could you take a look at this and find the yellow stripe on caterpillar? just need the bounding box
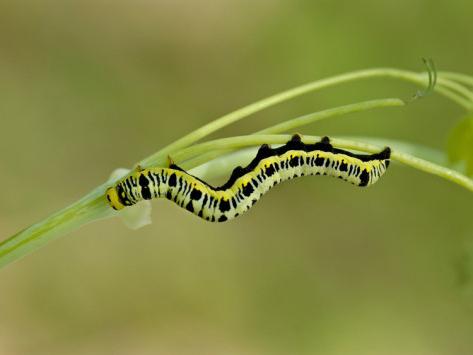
[106,135,391,222]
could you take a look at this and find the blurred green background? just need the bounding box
[1,1,472,354]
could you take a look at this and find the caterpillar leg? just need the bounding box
[290,133,303,142]
[312,136,333,151]
[167,155,188,173]
[167,155,175,168]
[169,162,187,173]
[320,136,331,145]
[255,143,272,160]
[227,165,245,183]
[134,164,144,172]
[286,134,305,150]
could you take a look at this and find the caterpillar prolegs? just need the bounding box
[106,135,391,222]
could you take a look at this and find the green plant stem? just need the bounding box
[140,68,472,168]
[2,133,472,269]
[436,77,473,103]
[256,98,405,134]
[2,68,473,269]
[439,72,473,88]
[3,96,401,266]
[0,193,110,269]
[182,98,405,168]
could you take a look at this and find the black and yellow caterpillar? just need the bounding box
[106,135,391,222]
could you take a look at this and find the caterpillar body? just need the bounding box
[106,135,391,222]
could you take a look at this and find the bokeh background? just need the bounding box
[1,1,472,354]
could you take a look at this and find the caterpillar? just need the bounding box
[106,135,391,222]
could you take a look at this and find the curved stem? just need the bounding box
[180,98,404,168]
[140,68,472,168]
[436,77,473,103]
[256,98,405,134]
[2,133,472,269]
[439,71,473,88]
[2,67,472,270]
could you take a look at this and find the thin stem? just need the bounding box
[139,68,472,168]
[180,98,405,168]
[2,133,472,269]
[330,137,473,191]
[2,67,473,270]
[439,71,473,88]
[436,77,473,102]
[434,87,472,108]
[0,193,112,269]
[256,98,405,134]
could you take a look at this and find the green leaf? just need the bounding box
[447,115,473,176]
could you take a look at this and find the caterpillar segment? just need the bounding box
[106,135,391,222]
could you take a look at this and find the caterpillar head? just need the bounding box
[106,187,125,210]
